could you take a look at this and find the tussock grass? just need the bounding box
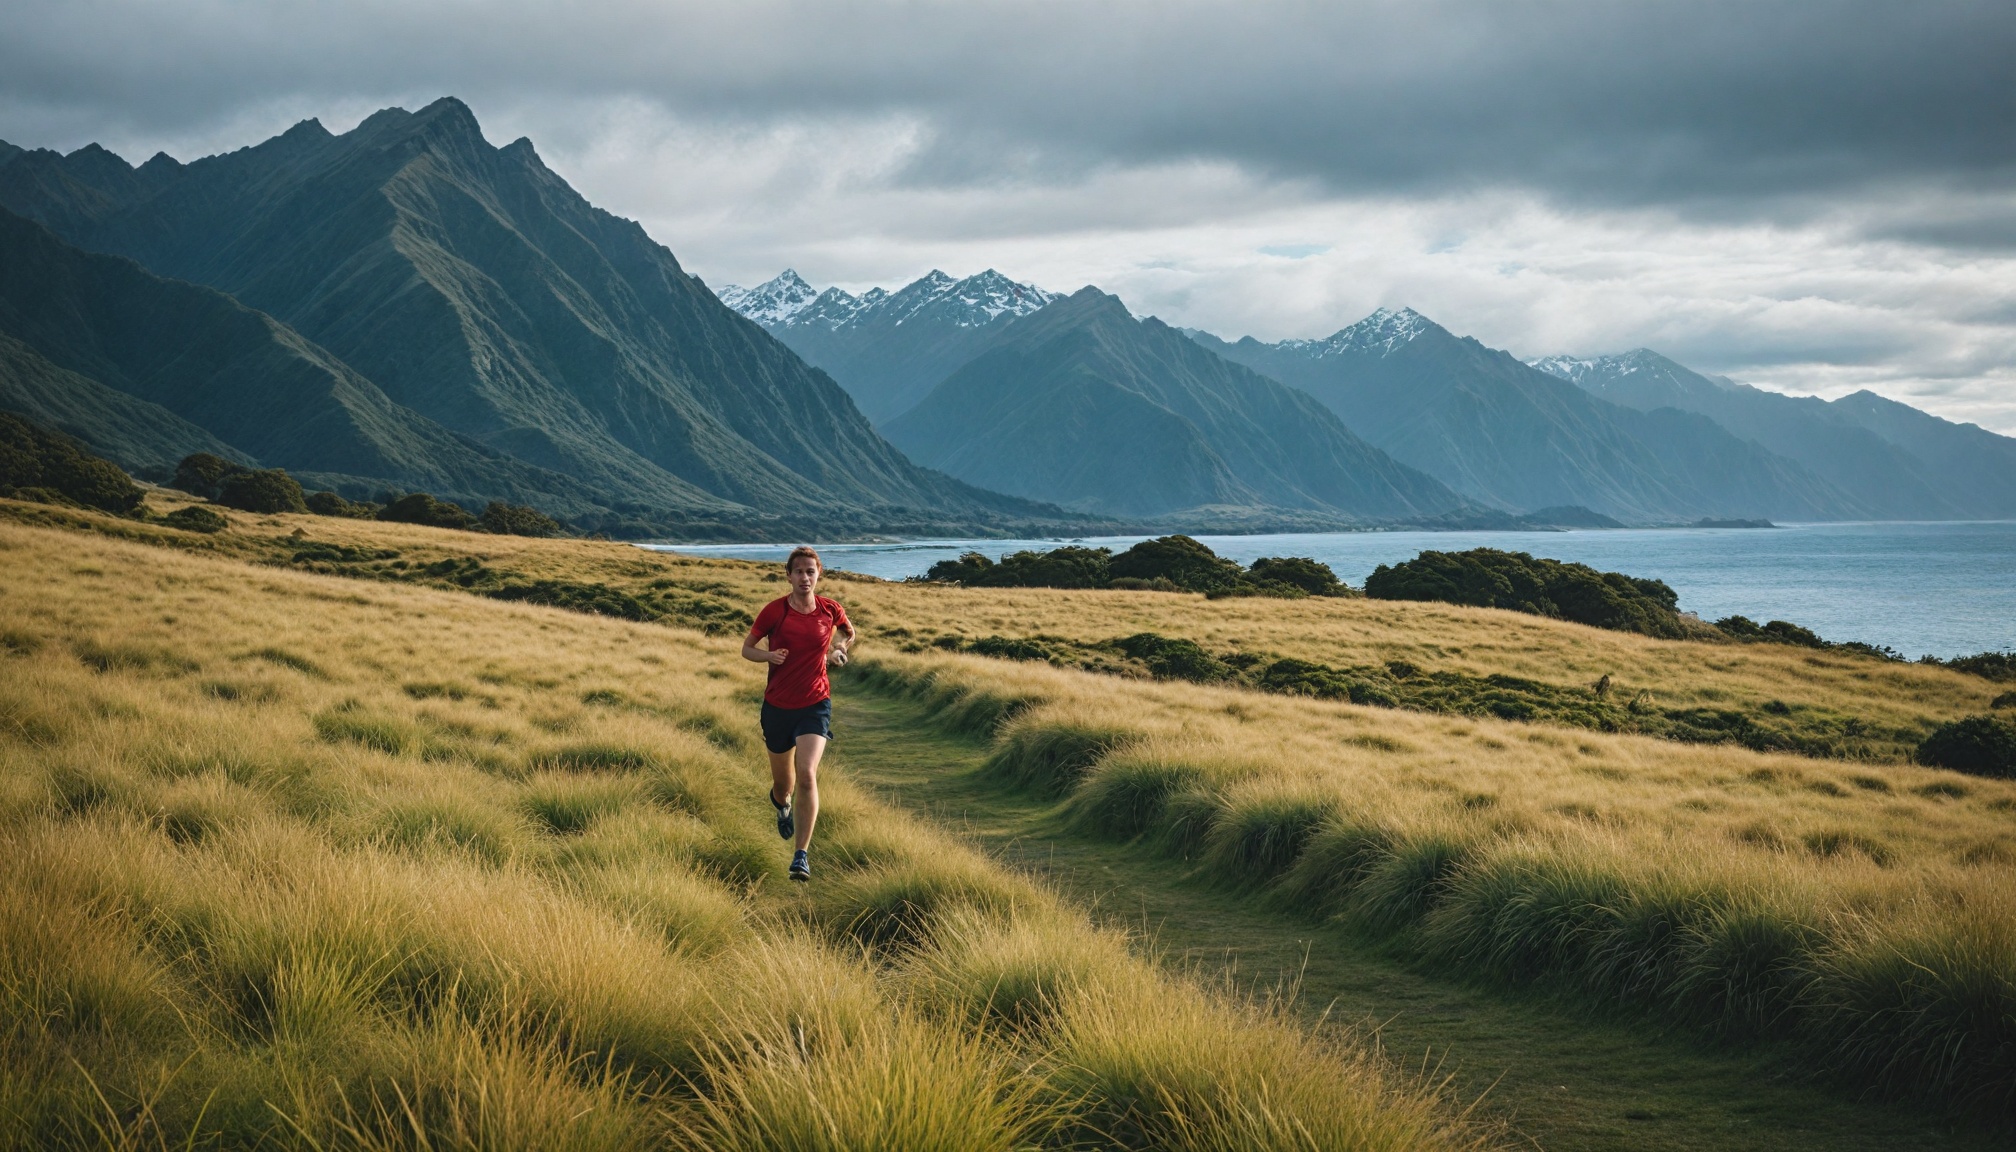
[857,649,2016,1113]
[0,516,1480,1150]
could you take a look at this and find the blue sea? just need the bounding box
[640,521,2016,659]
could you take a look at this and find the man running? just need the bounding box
[741,546,854,882]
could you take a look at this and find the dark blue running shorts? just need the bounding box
[760,698,832,754]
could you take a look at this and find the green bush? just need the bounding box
[1940,651,2016,682]
[171,451,240,500]
[217,468,308,513]
[480,500,564,537]
[1366,548,1690,638]
[1246,555,1352,597]
[378,492,475,529]
[1716,615,1827,648]
[305,489,379,518]
[487,580,656,621]
[1916,714,2016,778]
[1113,633,1237,682]
[0,412,144,514]
[1108,535,1246,593]
[162,504,228,533]
[924,546,1112,588]
[921,537,1349,600]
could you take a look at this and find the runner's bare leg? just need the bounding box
[791,733,825,852]
[768,749,794,809]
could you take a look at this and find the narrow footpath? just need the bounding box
[830,689,2003,1152]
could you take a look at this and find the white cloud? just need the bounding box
[2,1,2010,431]
[500,103,2016,432]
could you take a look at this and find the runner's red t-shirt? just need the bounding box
[750,595,852,709]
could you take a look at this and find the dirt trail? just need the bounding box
[830,689,2002,1152]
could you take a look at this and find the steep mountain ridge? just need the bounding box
[1190,311,1861,523]
[884,288,1465,521]
[720,268,1060,423]
[1531,349,1966,519]
[0,100,1046,529]
[0,204,617,513]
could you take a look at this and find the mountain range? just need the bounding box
[5,96,2009,537]
[882,288,1465,521]
[1532,349,2016,520]
[1186,311,1871,524]
[0,98,1060,537]
[722,269,1059,425]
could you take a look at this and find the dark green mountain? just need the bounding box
[0,329,247,476]
[721,269,1059,424]
[0,204,617,514]
[884,288,1465,521]
[1189,310,1860,523]
[0,99,1052,530]
[1532,349,1964,519]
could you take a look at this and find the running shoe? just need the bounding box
[789,849,811,883]
[770,790,794,840]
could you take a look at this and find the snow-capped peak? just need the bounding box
[723,267,1057,331]
[716,269,820,325]
[1530,349,1675,384]
[1288,306,1436,357]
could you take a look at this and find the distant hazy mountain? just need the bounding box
[884,288,1465,521]
[0,99,1050,531]
[1531,349,1971,519]
[1189,310,1859,523]
[1825,390,2016,516]
[0,204,611,511]
[720,269,1059,424]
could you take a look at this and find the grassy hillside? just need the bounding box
[0,507,1482,1150]
[5,491,2012,1142]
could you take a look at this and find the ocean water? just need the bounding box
[641,520,2016,659]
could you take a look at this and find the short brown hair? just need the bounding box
[785,546,822,574]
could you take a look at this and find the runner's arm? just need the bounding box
[742,615,788,665]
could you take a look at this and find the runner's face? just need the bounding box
[789,560,820,595]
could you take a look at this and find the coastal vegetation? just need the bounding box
[924,534,1352,598]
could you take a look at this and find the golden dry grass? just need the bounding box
[847,648,2016,1108]
[17,490,1996,742]
[0,511,1484,1151]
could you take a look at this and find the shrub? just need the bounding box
[305,489,379,518]
[1367,547,1690,638]
[1992,691,2016,710]
[379,492,476,529]
[487,580,656,621]
[0,412,144,513]
[171,451,240,500]
[1716,615,1827,648]
[918,539,1343,600]
[217,468,308,513]
[1246,555,1352,597]
[922,551,995,584]
[480,500,564,537]
[1917,714,2016,778]
[162,504,228,533]
[1108,535,1245,593]
[1112,633,1236,683]
[924,546,1113,588]
[1942,651,2016,682]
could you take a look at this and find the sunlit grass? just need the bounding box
[0,513,1478,1150]
[853,648,2016,1110]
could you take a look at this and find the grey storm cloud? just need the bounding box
[3,0,2013,211]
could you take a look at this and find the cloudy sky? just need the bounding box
[5,0,2013,430]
